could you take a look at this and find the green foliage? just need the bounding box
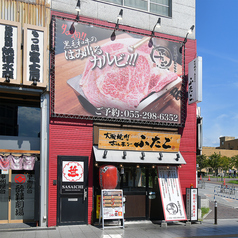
[208,153,221,175]
[227,180,238,184]
[201,207,210,218]
[219,156,232,172]
[196,154,208,172]
[231,155,238,169]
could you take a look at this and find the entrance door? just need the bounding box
[0,170,35,223]
[119,166,163,220]
[148,168,164,220]
[57,156,88,225]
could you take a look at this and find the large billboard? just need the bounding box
[52,17,184,125]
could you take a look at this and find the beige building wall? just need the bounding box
[202,147,238,158]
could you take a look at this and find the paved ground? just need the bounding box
[1,219,238,238]
[1,179,238,237]
[205,201,238,220]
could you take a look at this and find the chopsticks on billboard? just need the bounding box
[127,36,151,53]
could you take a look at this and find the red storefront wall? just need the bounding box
[48,118,93,227]
[179,39,198,195]
[49,12,198,226]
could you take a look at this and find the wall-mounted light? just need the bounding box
[117,9,123,20]
[136,164,140,168]
[75,0,81,12]
[122,151,127,159]
[69,1,81,35]
[69,22,75,34]
[152,165,155,169]
[141,152,145,160]
[110,9,123,41]
[5,73,10,83]
[76,12,80,21]
[95,163,98,167]
[175,153,180,161]
[103,150,107,159]
[158,152,163,160]
[188,25,195,34]
[179,25,194,53]
[167,166,170,169]
[148,18,161,48]
[31,76,38,86]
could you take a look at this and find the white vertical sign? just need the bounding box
[23,24,47,87]
[0,20,21,84]
[26,28,44,83]
[188,56,202,104]
[190,188,198,221]
[157,166,187,221]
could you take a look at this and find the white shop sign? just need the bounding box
[188,56,202,104]
[157,166,187,221]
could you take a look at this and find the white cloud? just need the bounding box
[198,47,238,64]
[18,107,40,123]
[216,114,229,120]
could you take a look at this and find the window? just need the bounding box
[0,104,41,138]
[122,167,146,191]
[96,0,172,17]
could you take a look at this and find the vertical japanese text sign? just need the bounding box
[0,19,21,84]
[23,24,47,87]
[188,56,202,104]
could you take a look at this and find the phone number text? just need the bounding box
[96,108,179,122]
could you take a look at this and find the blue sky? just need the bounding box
[196,0,238,147]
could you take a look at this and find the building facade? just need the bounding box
[48,0,197,226]
[203,136,238,158]
[0,0,50,227]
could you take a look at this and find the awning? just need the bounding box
[93,146,186,165]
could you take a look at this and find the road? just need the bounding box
[198,178,238,220]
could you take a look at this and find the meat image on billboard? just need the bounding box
[52,17,183,124]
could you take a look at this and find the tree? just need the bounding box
[196,154,208,172]
[219,156,232,175]
[231,155,238,170]
[207,152,221,176]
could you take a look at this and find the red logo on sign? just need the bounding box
[15,174,26,184]
[63,162,84,182]
[68,165,79,177]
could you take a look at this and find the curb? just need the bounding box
[0,226,56,232]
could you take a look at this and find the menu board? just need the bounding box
[157,166,187,221]
[100,189,124,229]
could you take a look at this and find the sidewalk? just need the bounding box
[1,219,238,238]
[203,176,238,186]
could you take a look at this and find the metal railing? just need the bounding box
[198,179,205,189]
[214,185,238,200]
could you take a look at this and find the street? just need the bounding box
[198,178,238,220]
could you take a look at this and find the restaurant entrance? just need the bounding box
[121,166,163,220]
[0,169,37,224]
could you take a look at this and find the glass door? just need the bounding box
[0,174,9,223]
[148,168,163,220]
[0,170,35,223]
